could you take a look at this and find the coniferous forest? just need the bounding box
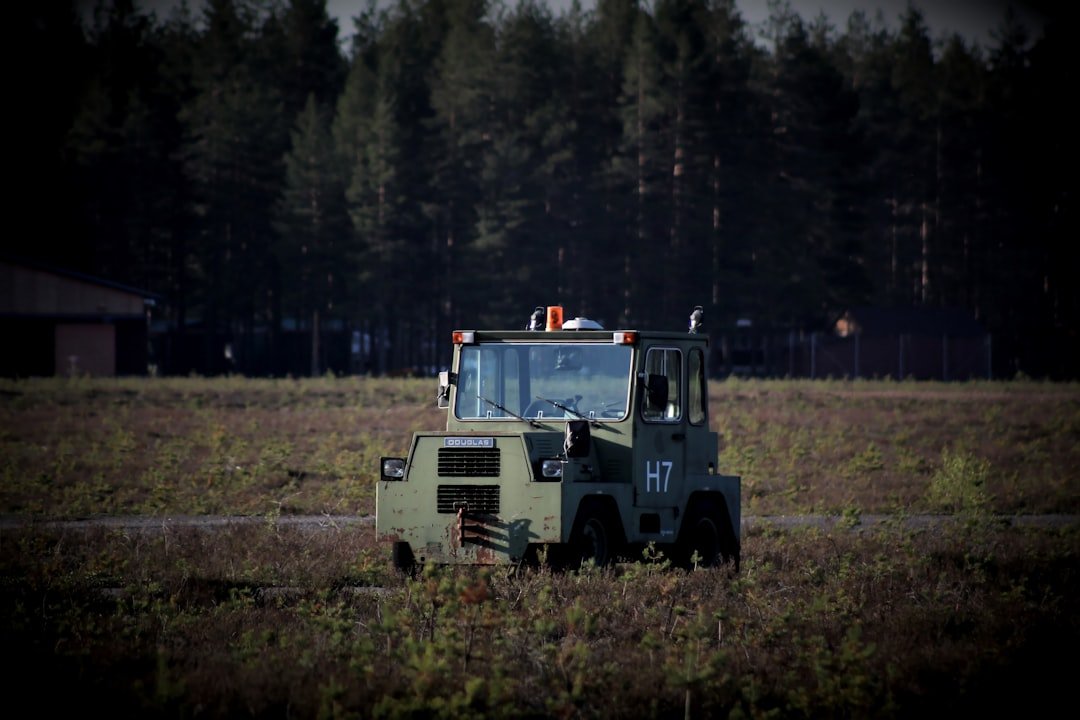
[18,0,1076,378]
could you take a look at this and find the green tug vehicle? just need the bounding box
[376,305,741,571]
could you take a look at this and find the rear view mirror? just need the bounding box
[437,370,452,408]
[564,420,591,458]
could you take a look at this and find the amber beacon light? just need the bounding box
[545,306,564,331]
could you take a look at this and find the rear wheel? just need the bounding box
[685,515,722,568]
[676,500,739,572]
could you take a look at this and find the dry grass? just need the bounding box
[1,376,1078,718]
[1,520,1076,718]
[0,376,435,517]
[1,376,1077,519]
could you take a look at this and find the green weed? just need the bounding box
[927,448,992,515]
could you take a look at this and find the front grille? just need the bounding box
[437,485,500,514]
[438,447,500,477]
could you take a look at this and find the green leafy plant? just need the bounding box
[927,448,992,515]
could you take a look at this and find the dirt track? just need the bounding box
[2,513,1076,532]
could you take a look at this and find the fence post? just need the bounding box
[789,330,795,378]
[854,333,860,379]
[898,334,904,380]
[942,333,948,381]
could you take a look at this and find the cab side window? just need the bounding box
[688,347,706,425]
[642,347,681,422]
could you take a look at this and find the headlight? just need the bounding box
[541,459,563,478]
[381,457,406,480]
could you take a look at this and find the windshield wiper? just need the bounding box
[535,395,599,427]
[477,394,540,428]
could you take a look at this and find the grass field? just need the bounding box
[1,376,1078,718]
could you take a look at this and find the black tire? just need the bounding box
[391,541,415,574]
[570,512,617,568]
[677,500,739,572]
[581,516,611,565]
[684,514,722,568]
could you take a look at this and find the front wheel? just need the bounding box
[581,516,610,565]
[391,541,415,575]
[569,513,616,568]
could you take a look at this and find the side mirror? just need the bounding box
[436,370,454,408]
[564,420,591,458]
[645,373,669,413]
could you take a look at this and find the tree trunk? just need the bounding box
[310,308,321,376]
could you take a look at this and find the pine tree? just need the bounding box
[19,2,90,271]
[426,0,495,341]
[933,34,987,313]
[774,11,863,323]
[981,9,1052,375]
[276,94,349,375]
[544,2,605,321]
[180,0,285,373]
[653,0,719,323]
[581,0,638,326]
[1023,22,1078,377]
[480,0,563,325]
[890,6,937,307]
[841,9,904,308]
[68,0,169,286]
[262,0,347,122]
[337,2,430,373]
[614,5,668,328]
[699,0,767,335]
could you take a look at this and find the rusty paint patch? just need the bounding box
[445,519,460,551]
[473,545,498,564]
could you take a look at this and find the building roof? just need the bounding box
[1,254,162,301]
[1,255,163,319]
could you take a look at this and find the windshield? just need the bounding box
[455,342,632,421]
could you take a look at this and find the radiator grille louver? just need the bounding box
[437,485,500,514]
[438,447,500,477]
[529,436,561,457]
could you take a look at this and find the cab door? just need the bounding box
[633,345,687,509]
[684,345,718,478]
